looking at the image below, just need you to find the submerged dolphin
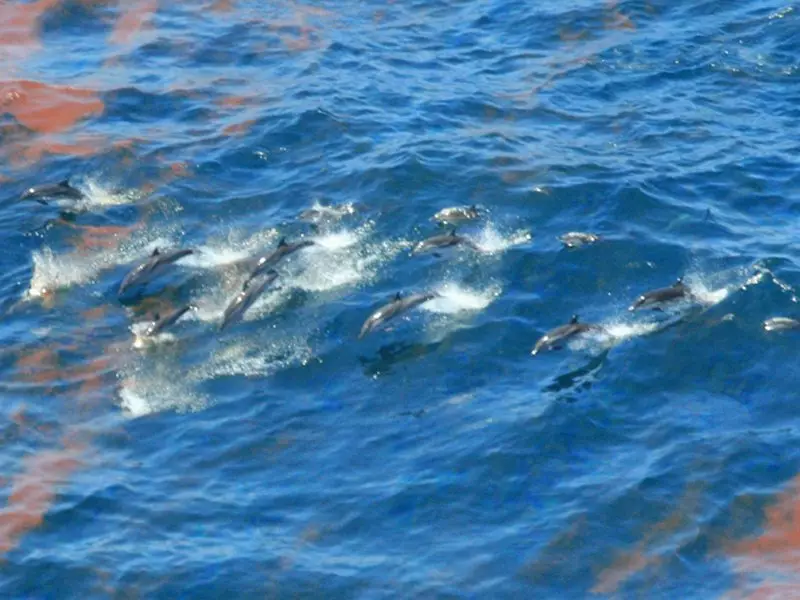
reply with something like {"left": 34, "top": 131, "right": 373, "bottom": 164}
{"left": 412, "top": 229, "right": 479, "bottom": 255}
{"left": 145, "top": 304, "right": 194, "bottom": 337}
{"left": 247, "top": 237, "right": 315, "bottom": 283}
{"left": 358, "top": 291, "right": 438, "bottom": 339}
{"left": 118, "top": 248, "right": 194, "bottom": 296}
{"left": 559, "top": 232, "right": 600, "bottom": 248}
{"left": 21, "top": 179, "right": 84, "bottom": 205}
{"left": 531, "top": 315, "right": 603, "bottom": 356}
{"left": 299, "top": 203, "right": 355, "bottom": 224}
{"left": 432, "top": 205, "right": 480, "bottom": 225}
{"left": 764, "top": 317, "right": 800, "bottom": 332}
{"left": 221, "top": 270, "right": 279, "bottom": 330}
{"left": 628, "top": 278, "right": 693, "bottom": 312}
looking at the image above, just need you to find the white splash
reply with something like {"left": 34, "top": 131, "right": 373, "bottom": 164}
{"left": 291, "top": 225, "right": 407, "bottom": 293}
{"left": 130, "top": 321, "right": 178, "bottom": 350}
{"left": 685, "top": 275, "right": 730, "bottom": 306}
{"left": 422, "top": 282, "right": 501, "bottom": 314}
{"left": 27, "top": 233, "right": 176, "bottom": 299}
{"left": 192, "top": 335, "right": 312, "bottom": 379}
{"left": 299, "top": 200, "right": 356, "bottom": 225}
{"left": 119, "top": 372, "right": 208, "bottom": 417}
{"left": 473, "top": 224, "right": 531, "bottom": 253}
{"left": 181, "top": 227, "right": 279, "bottom": 269}
{"left": 79, "top": 178, "right": 144, "bottom": 209}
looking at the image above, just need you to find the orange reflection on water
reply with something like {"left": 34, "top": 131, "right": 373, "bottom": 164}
{"left": 726, "top": 475, "right": 800, "bottom": 598}
{"left": 0, "top": 438, "right": 85, "bottom": 556}
{"left": 592, "top": 483, "right": 704, "bottom": 595}
{"left": 210, "top": 0, "right": 235, "bottom": 12}
{"left": 0, "top": 80, "right": 104, "bottom": 134}
{"left": 110, "top": 0, "right": 158, "bottom": 45}
{"left": 10, "top": 136, "right": 104, "bottom": 168}
{"left": 222, "top": 118, "right": 258, "bottom": 136}
{"left": 0, "top": 0, "right": 60, "bottom": 61}
{"left": 64, "top": 222, "right": 141, "bottom": 255}
{"left": 15, "top": 346, "right": 62, "bottom": 388}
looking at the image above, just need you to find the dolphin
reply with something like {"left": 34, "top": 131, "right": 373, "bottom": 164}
{"left": 358, "top": 291, "right": 438, "bottom": 339}
{"left": 21, "top": 179, "right": 84, "bottom": 206}
{"left": 247, "top": 237, "right": 315, "bottom": 282}
{"left": 144, "top": 304, "right": 194, "bottom": 337}
{"left": 118, "top": 248, "right": 194, "bottom": 296}
{"left": 764, "top": 317, "right": 800, "bottom": 332}
{"left": 531, "top": 315, "right": 603, "bottom": 356}
{"left": 559, "top": 232, "right": 600, "bottom": 248}
{"left": 628, "top": 278, "right": 693, "bottom": 312}
{"left": 432, "top": 205, "right": 480, "bottom": 225}
{"left": 221, "top": 270, "right": 279, "bottom": 330}
{"left": 412, "top": 229, "right": 479, "bottom": 255}
{"left": 299, "top": 203, "right": 355, "bottom": 224}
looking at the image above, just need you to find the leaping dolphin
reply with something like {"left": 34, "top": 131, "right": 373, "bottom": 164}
{"left": 246, "top": 237, "right": 315, "bottom": 284}
{"left": 118, "top": 248, "right": 194, "bottom": 296}
{"left": 221, "top": 270, "right": 280, "bottom": 330}
{"left": 358, "top": 291, "right": 438, "bottom": 339}
{"left": 144, "top": 304, "right": 194, "bottom": 337}
{"left": 431, "top": 205, "right": 480, "bottom": 225}
{"left": 21, "top": 179, "right": 84, "bottom": 206}
{"left": 531, "top": 315, "right": 603, "bottom": 356}
{"left": 411, "top": 229, "right": 479, "bottom": 255}
{"left": 558, "top": 232, "right": 600, "bottom": 248}
{"left": 764, "top": 317, "right": 800, "bottom": 332}
{"left": 628, "top": 278, "right": 694, "bottom": 312}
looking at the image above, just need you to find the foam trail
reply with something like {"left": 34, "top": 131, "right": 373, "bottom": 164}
{"left": 191, "top": 336, "right": 312, "bottom": 379}
{"left": 181, "top": 227, "right": 279, "bottom": 269}
{"left": 422, "top": 282, "right": 501, "bottom": 314}
{"left": 685, "top": 275, "right": 730, "bottom": 306}
{"left": 473, "top": 224, "right": 531, "bottom": 253}
{"left": 130, "top": 321, "right": 178, "bottom": 350}
{"left": 565, "top": 319, "right": 662, "bottom": 355}
{"left": 27, "top": 233, "right": 175, "bottom": 299}
{"left": 78, "top": 178, "right": 144, "bottom": 209}
{"left": 292, "top": 224, "right": 408, "bottom": 293}
{"left": 119, "top": 372, "right": 208, "bottom": 417}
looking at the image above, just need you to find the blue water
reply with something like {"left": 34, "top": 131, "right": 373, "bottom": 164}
{"left": 2, "top": 0, "right": 800, "bottom": 597}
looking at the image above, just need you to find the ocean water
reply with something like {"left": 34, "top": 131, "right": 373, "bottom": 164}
{"left": 1, "top": 0, "right": 800, "bottom": 597}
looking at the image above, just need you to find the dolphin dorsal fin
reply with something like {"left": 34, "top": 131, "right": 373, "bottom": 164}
{"left": 570, "top": 315, "right": 579, "bottom": 324}
{"left": 59, "top": 179, "right": 70, "bottom": 187}
{"left": 278, "top": 237, "right": 287, "bottom": 247}
{"left": 151, "top": 248, "right": 160, "bottom": 256}
{"left": 394, "top": 292, "right": 402, "bottom": 301}
{"left": 153, "top": 312, "right": 160, "bottom": 322}
{"left": 674, "top": 277, "right": 683, "bottom": 286}
{"left": 450, "top": 228, "right": 457, "bottom": 236}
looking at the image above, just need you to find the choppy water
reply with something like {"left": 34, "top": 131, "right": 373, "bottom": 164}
{"left": 2, "top": 0, "right": 800, "bottom": 597}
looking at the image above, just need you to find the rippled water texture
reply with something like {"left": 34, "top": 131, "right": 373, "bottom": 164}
{"left": 1, "top": 0, "right": 800, "bottom": 597}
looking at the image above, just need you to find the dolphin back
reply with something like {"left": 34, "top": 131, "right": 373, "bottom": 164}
{"left": 221, "top": 270, "right": 278, "bottom": 330}
{"left": 146, "top": 304, "right": 193, "bottom": 336}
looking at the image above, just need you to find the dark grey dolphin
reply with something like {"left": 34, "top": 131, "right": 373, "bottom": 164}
{"left": 118, "top": 248, "right": 194, "bottom": 296}
{"left": 21, "top": 179, "right": 84, "bottom": 205}
{"left": 412, "top": 229, "right": 479, "bottom": 255}
{"left": 221, "top": 270, "right": 279, "bottom": 330}
{"left": 432, "top": 205, "right": 480, "bottom": 225}
{"left": 531, "top": 315, "right": 603, "bottom": 356}
{"left": 359, "top": 291, "right": 438, "bottom": 339}
{"left": 145, "top": 304, "right": 194, "bottom": 337}
{"left": 764, "top": 317, "right": 800, "bottom": 332}
{"left": 247, "top": 237, "right": 315, "bottom": 283}
{"left": 628, "top": 278, "right": 693, "bottom": 312}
